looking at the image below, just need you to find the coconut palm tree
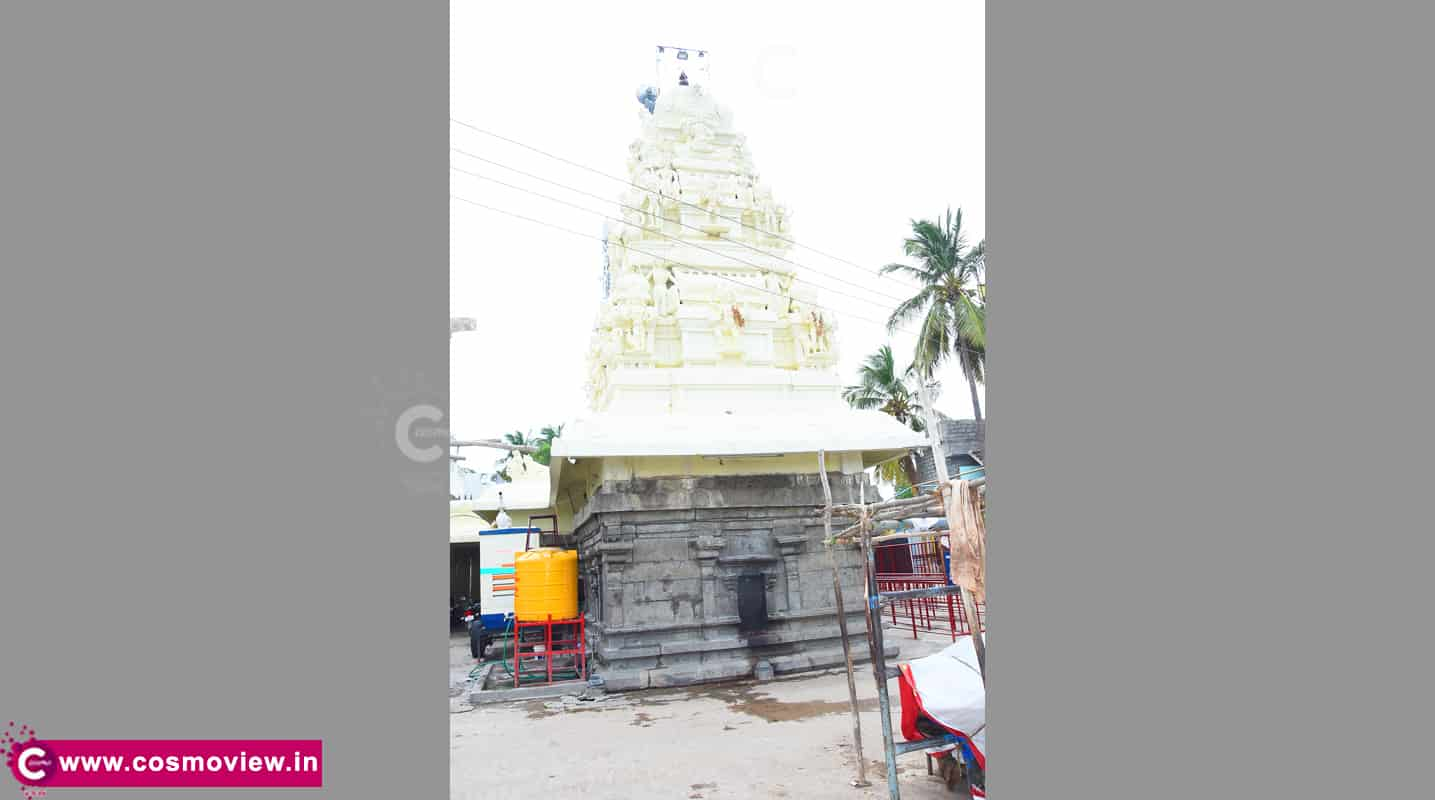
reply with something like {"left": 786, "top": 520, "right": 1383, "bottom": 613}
{"left": 532, "top": 424, "right": 564, "bottom": 466}
{"left": 842, "top": 344, "right": 929, "bottom": 489}
{"left": 494, "top": 425, "right": 565, "bottom": 480}
{"left": 493, "top": 430, "right": 529, "bottom": 481}
{"left": 881, "top": 208, "right": 986, "bottom": 421}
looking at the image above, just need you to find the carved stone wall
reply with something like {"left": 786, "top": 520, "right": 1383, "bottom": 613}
{"left": 574, "top": 472, "right": 894, "bottom": 690}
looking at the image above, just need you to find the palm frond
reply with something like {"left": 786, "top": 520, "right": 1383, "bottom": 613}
{"left": 886, "top": 285, "right": 936, "bottom": 334}
{"left": 856, "top": 345, "right": 898, "bottom": 385}
{"left": 844, "top": 343, "right": 930, "bottom": 435}
{"left": 912, "top": 300, "right": 954, "bottom": 377}
{"left": 965, "top": 239, "right": 986, "bottom": 282}
{"left": 841, "top": 386, "right": 887, "bottom": 409}
{"left": 879, "top": 261, "right": 938, "bottom": 283}
{"left": 954, "top": 292, "right": 986, "bottom": 351}
{"left": 884, "top": 209, "right": 986, "bottom": 384}
{"left": 875, "top": 459, "right": 912, "bottom": 493}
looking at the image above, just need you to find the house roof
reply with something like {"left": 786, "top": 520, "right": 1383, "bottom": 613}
{"left": 934, "top": 414, "right": 985, "bottom": 454}
{"left": 913, "top": 415, "right": 986, "bottom": 486}
{"left": 468, "top": 456, "right": 554, "bottom": 512}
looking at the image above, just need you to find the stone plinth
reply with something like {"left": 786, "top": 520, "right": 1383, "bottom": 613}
{"left": 574, "top": 472, "right": 895, "bottom": 690}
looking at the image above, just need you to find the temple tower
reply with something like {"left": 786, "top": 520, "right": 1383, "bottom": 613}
{"left": 550, "top": 49, "right": 924, "bottom": 689}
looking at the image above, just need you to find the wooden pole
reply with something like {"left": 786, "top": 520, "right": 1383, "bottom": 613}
{"left": 916, "top": 384, "right": 986, "bottom": 684}
{"left": 959, "top": 586, "right": 986, "bottom": 680}
{"left": 819, "top": 450, "right": 869, "bottom": 788}
{"left": 450, "top": 439, "right": 539, "bottom": 454}
{"left": 916, "top": 380, "right": 950, "bottom": 485}
{"left": 862, "top": 514, "right": 903, "bottom": 800}
{"left": 945, "top": 482, "right": 988, "bottom": 681}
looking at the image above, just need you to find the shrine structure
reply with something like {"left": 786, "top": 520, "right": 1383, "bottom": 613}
{"left": 548, "top": 49, "right": 924, "bottom": 689}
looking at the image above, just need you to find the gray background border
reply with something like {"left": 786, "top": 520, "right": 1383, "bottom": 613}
{"left": 1, "top": 2, "right": 448, "bottom": 798}
{"left": 992, "top": 1, "right": 1430, "bottom": 796}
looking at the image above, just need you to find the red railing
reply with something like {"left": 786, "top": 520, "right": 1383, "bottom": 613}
{"left": 875, "top": 539, "right": 986, "bottom": 641}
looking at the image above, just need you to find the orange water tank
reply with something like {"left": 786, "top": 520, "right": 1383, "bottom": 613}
{"left": 513, "top": 548, "right": 579, "bottom": 622}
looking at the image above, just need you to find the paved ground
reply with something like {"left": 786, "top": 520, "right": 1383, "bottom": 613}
{"left": 450, "top": 629, "right": 973, "bottom": 799}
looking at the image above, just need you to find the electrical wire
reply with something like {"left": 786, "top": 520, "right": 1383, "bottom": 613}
{"left": 450, "top": 192, "right": 988, "bottom": 359}
{"left": 449, "top": 123, "right": 986, "bottom": 358}
{"left": 450, "top": 147, "right": 912, "bottom": 305}
{"left": 449, "top": 118, "right": 970, "bottom": 290}
{"left": 450, "top": 163, "right": 905, "bottom": 311}
{"left": 451, "top": 192, "right": 933, "bottom": 340}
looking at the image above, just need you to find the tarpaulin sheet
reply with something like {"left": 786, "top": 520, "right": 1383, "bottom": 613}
{"left": 899, "top": 635, "right": 986, "bottom": 794}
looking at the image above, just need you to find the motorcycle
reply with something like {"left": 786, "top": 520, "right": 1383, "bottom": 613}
{"left": 460, "top": 600, "right": 490, "bottom": 660}
{"left": 450, "top": 594, "right": 474, "bottom": 629}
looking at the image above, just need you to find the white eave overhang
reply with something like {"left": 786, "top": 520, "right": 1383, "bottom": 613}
{"left": 547, "top": 410, "right": 927, "bottom": 506}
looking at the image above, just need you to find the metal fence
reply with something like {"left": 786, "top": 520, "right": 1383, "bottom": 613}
{"left": 874, "top": 538, "right": 986, "bottom": 640}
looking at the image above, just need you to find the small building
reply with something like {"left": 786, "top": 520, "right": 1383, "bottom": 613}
{"left": 469, "top": 454, "right": 574, "bottom": 541}
{"left": 449, "top": 500, "right": 491, "bottom": 605}
{"left": 913, "top": 415, "right": 986, "bottom": 486}
{"left": 449, "top": 502, "right": 535, "bottom": 633}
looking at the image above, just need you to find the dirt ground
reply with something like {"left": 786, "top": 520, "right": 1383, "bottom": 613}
{"left": 449, "top": 629, "right": 975, "bottom": 799}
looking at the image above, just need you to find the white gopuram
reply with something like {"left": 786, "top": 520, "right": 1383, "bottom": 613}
{"left": 560, "top": 52, "right": 921, "bottom": 466}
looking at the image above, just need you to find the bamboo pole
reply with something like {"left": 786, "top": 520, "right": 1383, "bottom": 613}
{"left": 819, "top": 450, "right": 868, "bottom": 789}
{"left": 829, "top": 478, "right": 985, "bottom": 518}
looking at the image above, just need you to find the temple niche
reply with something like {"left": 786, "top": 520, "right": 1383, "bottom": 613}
{"left": 554, "top": 51, "right": 923, "bottom": 691}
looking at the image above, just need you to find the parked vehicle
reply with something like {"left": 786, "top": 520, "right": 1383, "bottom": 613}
{"left": 452, "top": 524, "right": 535, "bottom": 660}
{"left": 461, "top": 600, "right": 490, "bottom": 659}
{"left": 450, "top": 594, "right": 475, "bottom": 629}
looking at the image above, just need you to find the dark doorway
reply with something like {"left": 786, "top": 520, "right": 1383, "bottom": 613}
{"left": 737, "top": 573, "right": 768, "bottom": 632}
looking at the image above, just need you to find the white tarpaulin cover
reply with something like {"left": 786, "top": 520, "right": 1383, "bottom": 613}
{"left": 899, "top": 635, "right": 987, "bottom": 792}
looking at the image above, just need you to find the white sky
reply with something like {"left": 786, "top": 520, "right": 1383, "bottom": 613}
{"left": 450, "top": 1, "right": 984, "bottom": 453}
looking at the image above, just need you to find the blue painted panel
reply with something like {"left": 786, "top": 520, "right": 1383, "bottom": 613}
{"left": 479, "top": 612, "right": 510, "bottom": 633}
{"left": 479, "top": 527, "right": 539, "bottom": 537}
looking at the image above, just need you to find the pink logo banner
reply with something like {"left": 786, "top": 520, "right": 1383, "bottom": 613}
{"left": 6, "top": 739, "right": 322, "bottom": 789}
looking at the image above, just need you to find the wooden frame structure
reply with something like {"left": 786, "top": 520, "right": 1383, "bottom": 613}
{"left": 819, "top": 449, "right": 986, "bottom": 800}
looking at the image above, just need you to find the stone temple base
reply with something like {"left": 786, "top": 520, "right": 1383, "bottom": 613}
{"left": 574, "top": 472, "right": 896, "bottom": 691}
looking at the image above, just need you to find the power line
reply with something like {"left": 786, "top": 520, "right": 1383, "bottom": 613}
{"left": 450, "top": 146, "right": 912, "bottom": 305}
{"left": 451, "top": 191, "right": 986, "bottom": 361}
{"left": 449, "top": 117, "right": 922, "bottom": 289}
{"left": 451, "top": 192, "right": 911, "bottom": 336}
{"left": 449, "top": 163, "right": 905, "bottom": 312}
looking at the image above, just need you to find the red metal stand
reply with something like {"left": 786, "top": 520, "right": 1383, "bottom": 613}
{"left": 511, "top": 614, "right": 586, "bottom": 687}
